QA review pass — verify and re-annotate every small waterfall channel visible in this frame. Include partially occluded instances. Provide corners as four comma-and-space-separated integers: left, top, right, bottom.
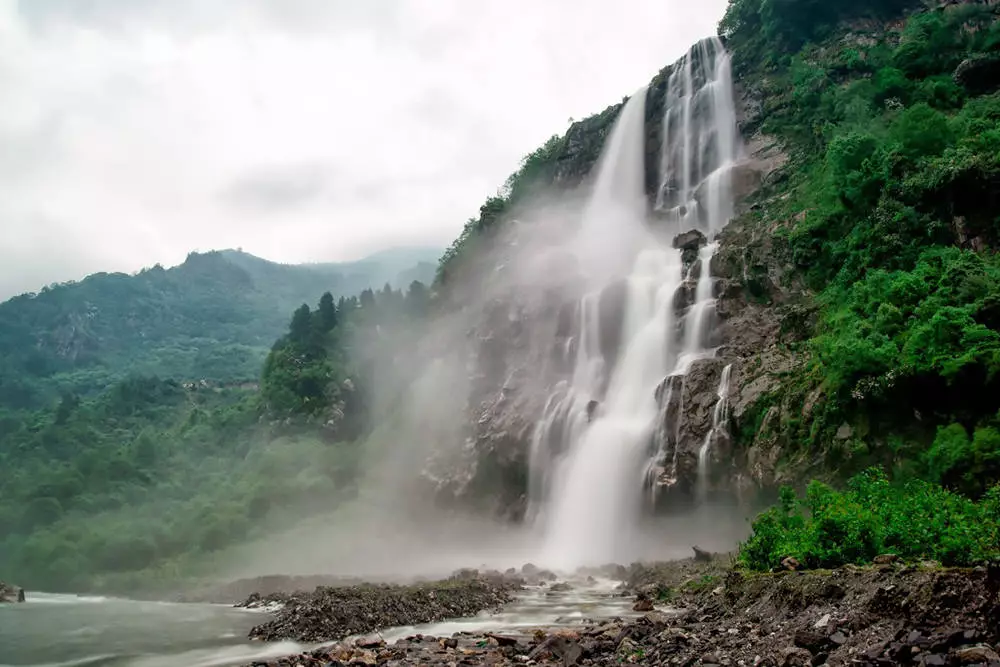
529, 37, 741, 570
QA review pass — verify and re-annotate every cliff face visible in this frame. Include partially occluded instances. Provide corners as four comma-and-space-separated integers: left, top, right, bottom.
423, 42, 796, 518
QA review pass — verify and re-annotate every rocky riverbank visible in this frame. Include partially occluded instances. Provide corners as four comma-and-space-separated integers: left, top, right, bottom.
241, 558, 999, 666
244, 572, 517, 643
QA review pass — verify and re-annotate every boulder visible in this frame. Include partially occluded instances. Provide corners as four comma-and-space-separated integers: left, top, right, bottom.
672, 229, 707, 252
955, 54, 1000, 95
0, 581, 24, 603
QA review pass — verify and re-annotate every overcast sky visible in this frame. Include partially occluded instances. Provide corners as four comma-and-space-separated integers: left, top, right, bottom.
0, 0, 728, 299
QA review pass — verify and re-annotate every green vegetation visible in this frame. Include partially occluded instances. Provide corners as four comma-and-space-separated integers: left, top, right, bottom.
725, 0, 1000, 459
0, 247, 436, 408
0, 282, 429, 591
727, 0, 1000, 570
739, 468, 1000, 570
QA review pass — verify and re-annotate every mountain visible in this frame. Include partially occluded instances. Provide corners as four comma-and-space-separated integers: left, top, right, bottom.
0, 246, 439, 408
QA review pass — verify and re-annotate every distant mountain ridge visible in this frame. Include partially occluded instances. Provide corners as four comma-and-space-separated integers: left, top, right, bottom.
0, 246, 440, 409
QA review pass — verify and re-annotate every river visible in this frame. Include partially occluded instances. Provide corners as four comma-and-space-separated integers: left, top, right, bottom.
0, 580, 638, 667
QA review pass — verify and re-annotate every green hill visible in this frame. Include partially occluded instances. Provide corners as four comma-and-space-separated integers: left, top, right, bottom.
0, 247, 439, 409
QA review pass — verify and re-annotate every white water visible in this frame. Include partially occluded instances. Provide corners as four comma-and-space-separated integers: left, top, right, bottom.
531, 37, 740, 570
697, 363, 733, 500
655, 37, 739, 235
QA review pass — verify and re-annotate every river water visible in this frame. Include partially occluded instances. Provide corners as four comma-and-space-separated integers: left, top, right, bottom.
0, 581, 638, 667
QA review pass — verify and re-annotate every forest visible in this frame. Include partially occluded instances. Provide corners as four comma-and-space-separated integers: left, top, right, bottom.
0, 282, 431, 591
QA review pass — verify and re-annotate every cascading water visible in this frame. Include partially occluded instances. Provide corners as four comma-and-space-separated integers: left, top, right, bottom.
530, 37, 741, 570
655, 37, 739, 234
697, 363, 733, 500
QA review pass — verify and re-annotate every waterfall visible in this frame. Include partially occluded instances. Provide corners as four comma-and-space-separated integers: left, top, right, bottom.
697, 363, 733, 500
676, 242, 718, 374
655, 37, 739, 235
529, 37, 740, 570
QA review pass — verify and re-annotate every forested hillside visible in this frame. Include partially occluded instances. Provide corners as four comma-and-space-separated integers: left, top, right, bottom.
0, 282, 431, 591
0, 247, 437, 409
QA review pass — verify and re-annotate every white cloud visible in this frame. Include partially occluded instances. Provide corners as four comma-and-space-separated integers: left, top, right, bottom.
0, 0, 729, 299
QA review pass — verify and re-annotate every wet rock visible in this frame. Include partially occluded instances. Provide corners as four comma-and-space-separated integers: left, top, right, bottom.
549, 582, 574, 592
485, 633, 519, 647
633, 595, 655, 612
0, 581, 25, 603
439, 637, 458, 649
673, 229, 707, 252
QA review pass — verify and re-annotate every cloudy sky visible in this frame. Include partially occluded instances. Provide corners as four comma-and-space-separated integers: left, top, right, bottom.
0, 0, 728, 299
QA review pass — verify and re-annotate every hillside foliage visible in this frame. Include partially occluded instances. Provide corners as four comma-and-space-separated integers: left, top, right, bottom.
725, 0, 1000, 567
0, 282, 429, 591
0, 248, 436, 409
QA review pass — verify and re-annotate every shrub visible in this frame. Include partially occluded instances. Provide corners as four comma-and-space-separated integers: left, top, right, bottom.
739, 468, 1000, 570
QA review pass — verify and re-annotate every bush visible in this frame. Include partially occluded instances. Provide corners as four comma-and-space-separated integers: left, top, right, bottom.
739, 468, 1000, 570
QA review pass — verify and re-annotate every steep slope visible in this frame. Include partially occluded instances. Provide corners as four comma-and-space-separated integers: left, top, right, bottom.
423, 0, 1000, 522
0, 247, 438, 408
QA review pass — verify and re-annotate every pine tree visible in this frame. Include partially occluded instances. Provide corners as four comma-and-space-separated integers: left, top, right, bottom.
317, 292, 338, 332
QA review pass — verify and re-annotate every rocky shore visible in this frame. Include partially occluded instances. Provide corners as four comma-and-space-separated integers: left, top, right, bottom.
240, 558, 1000, 666
244, 572, 517, 643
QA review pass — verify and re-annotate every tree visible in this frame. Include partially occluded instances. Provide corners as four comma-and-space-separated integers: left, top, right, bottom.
317, 292, 338, 332
289, 304, 313, 345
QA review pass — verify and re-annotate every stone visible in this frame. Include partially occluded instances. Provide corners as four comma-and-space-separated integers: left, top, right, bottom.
794, 629, 833, 654
781, 557, 801, 571
829, 632, 847, 646
782, 647, 814, 667
693, 545, 713, 562
955, 54, 1000, 95
562, 641, 584, 666
633, 597, 655, 612
439, 637, 458, 649
486, 633, 519, 647
672, 229, 707, 252
835, 423, 853, 440
955, 645, 1000, 664
873, 554, 899, 565
0, 582, 24, 604
921, 655, 947, 667
813, 614, 831, 629
549, 582, 574, 592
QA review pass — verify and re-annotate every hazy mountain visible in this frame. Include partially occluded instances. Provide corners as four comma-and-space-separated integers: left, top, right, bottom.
0, 246, 440, 408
